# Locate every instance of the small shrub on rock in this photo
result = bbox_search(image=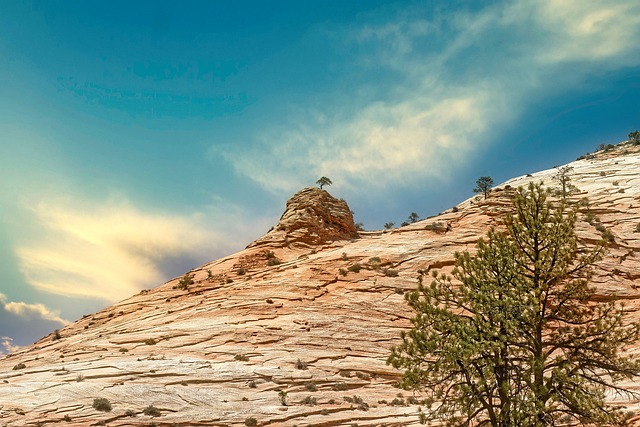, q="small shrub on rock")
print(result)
[332,381,347,391]
[383,268,399,277]
[92,397,112,412]
[295,359,308,370]
[245,417,258,427]
[347,263,361,273]
[301,396,318,405]
[12,363,26,370]
[176,273,194,290]
[143,405,161,417]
